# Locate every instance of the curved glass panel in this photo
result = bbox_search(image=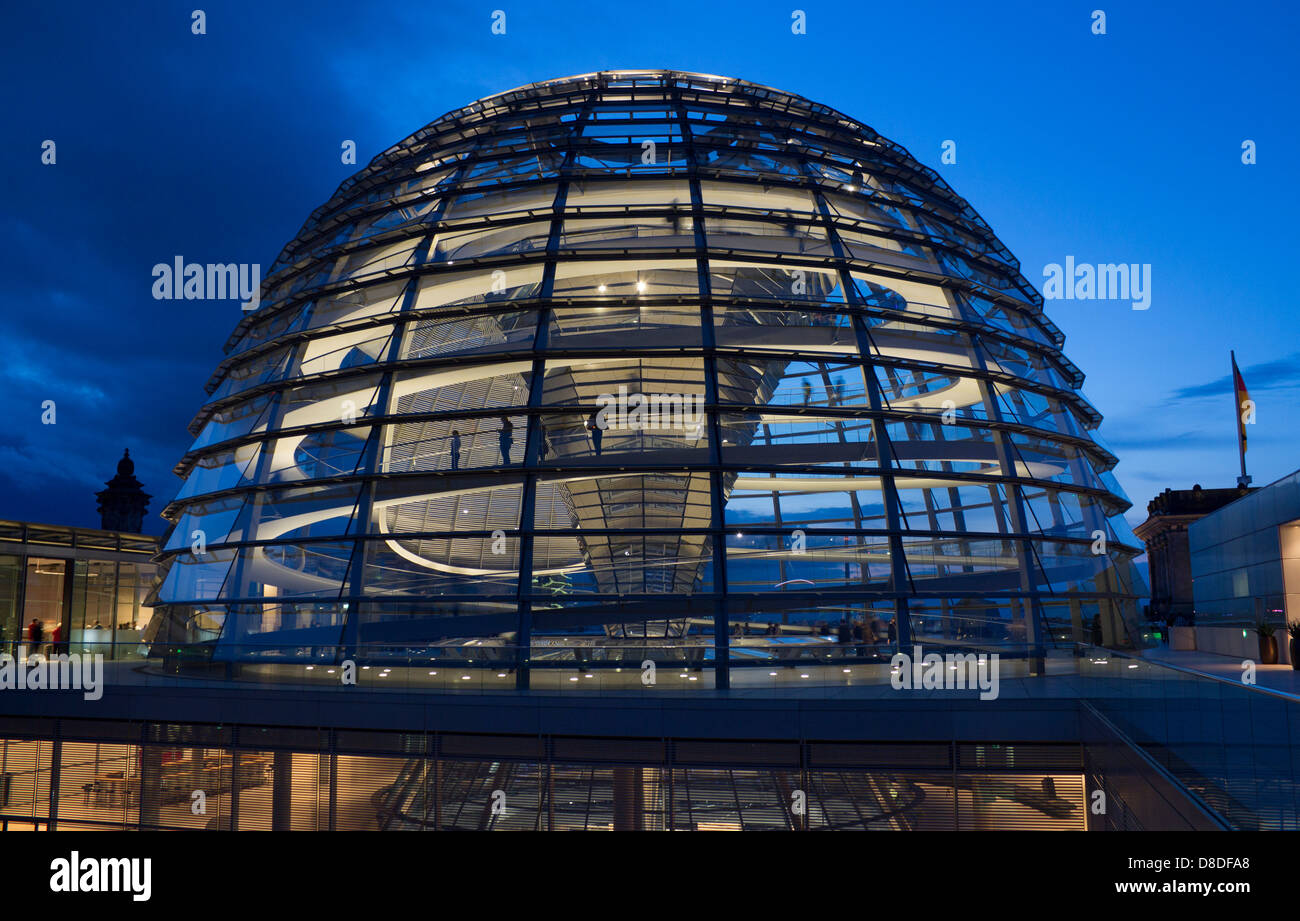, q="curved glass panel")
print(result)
[152,71,1145,674]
